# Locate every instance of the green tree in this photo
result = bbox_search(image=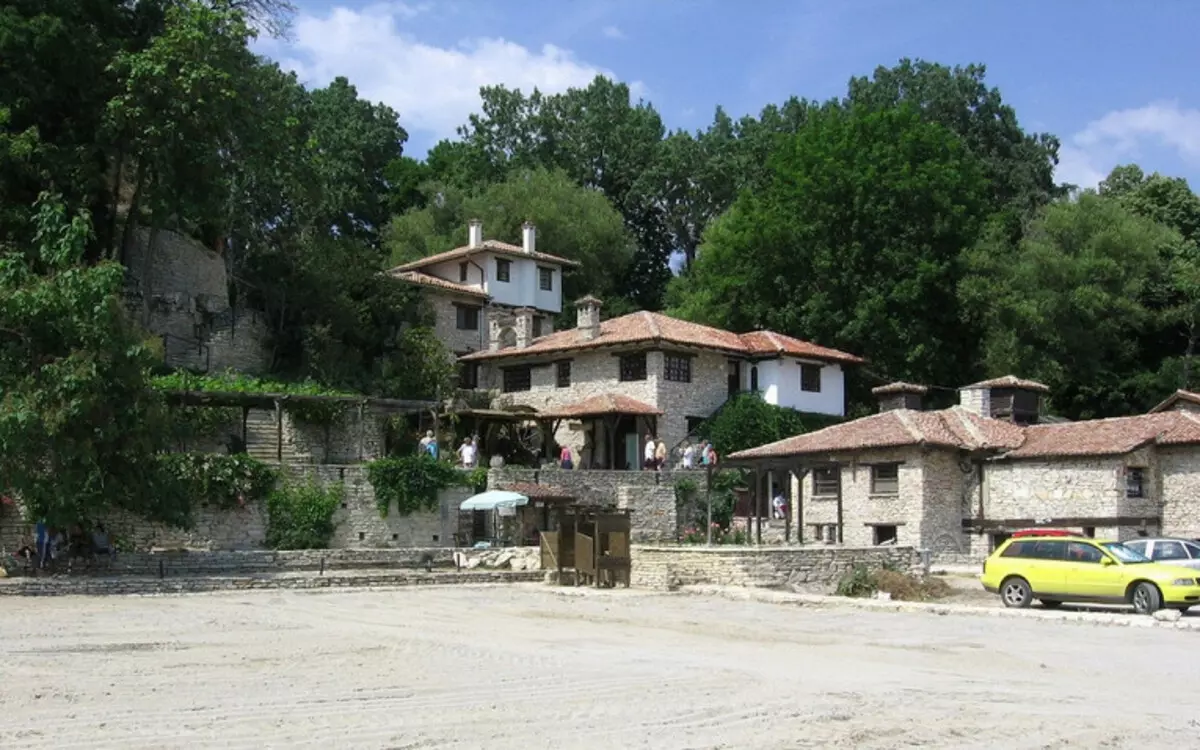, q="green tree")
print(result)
[960,192,1185,418]
[699,392,841,455]
[669,104,990,392]
[0,196,178,527]
[387,167,638,320]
